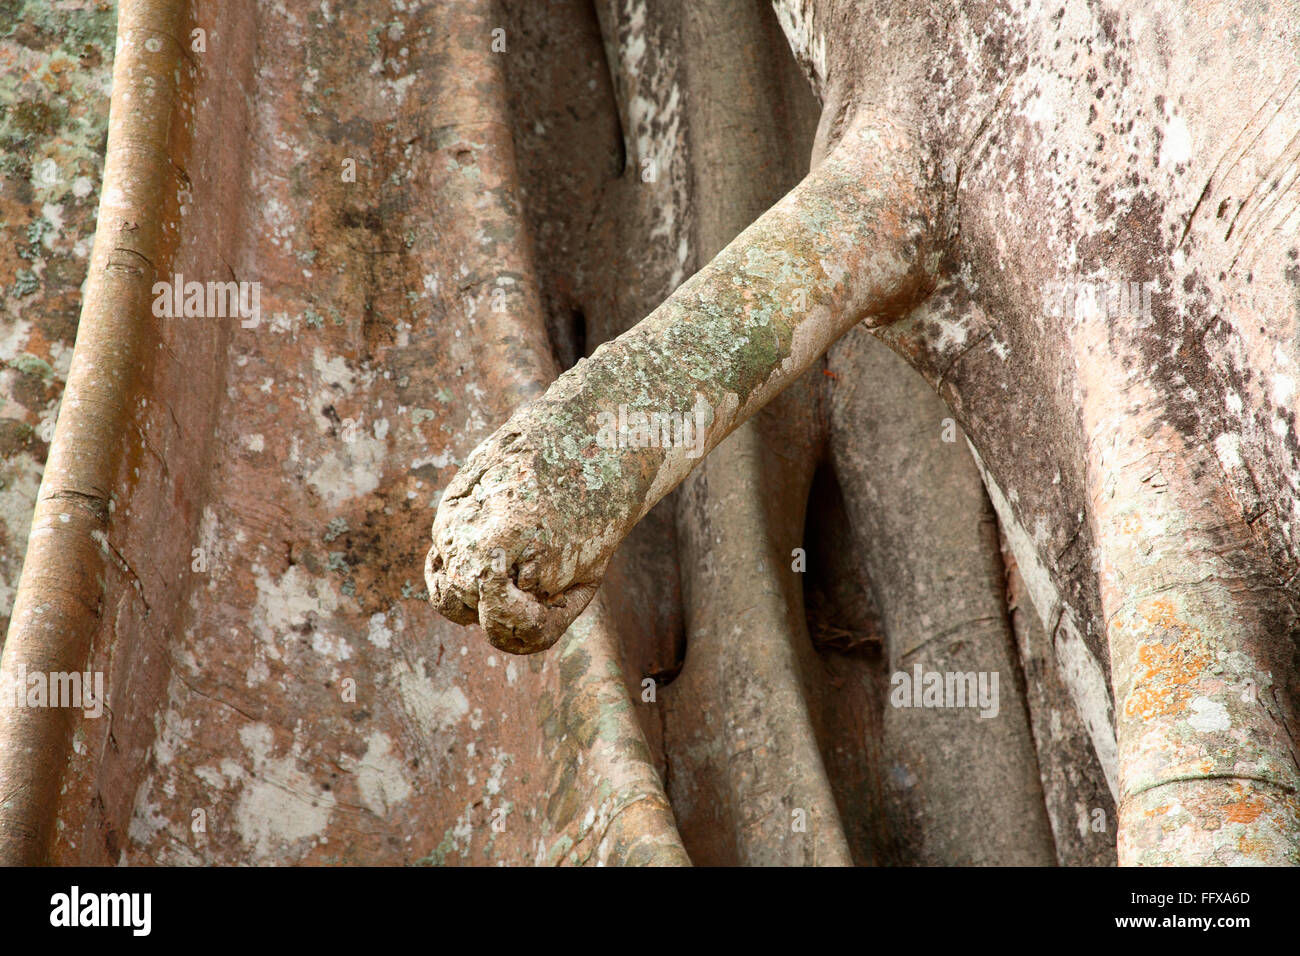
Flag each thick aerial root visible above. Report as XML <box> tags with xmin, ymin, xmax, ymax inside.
<box><xmin>1002</xmin><ymin>544</ymin><xmax>1118</xmax><ymax>866</ymax></box>
<box><xmin>827</xmin><ymin>328</ymin><xmax>1056</xmax><ymax>864</ymax></box>
<box><xmin>535</xmin><ymin>591</ymin><xmax>690</xmax><ymax>865</ymax></box>
<box><xmin>1096</xmin><ymin>434</ymin><xmax>1300</xmax><ymax>865</ymax></box>
<box><xmin>0</xmin><ymin>0</ymin><xmax>185</xmax><ymax>865</ymax></box>
<box><xmin>427</xmin><ymin>120</ymin><xmax>941</xmax><ymax>652</ymax></box>
<box><xmin>665</xmin><ymin>380</ymin><xmax>854</xmax><ymax>865</ymax></box>
<box><xmin>1074</xmin><ymin>326</ymin><xmax>1300</xmax><ymax>864</ymax></box>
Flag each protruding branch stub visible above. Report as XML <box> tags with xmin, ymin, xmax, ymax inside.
<box><xmin>426</xmin><ymin>121</ymin><xmax>943</xmax><ymax>654</ymax></box>
<box><xmin>425</xmin><ymin>420</ymin><xmax>607</xmax><ymax>653</ymax></box>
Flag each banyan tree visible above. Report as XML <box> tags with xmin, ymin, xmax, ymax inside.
<box><xmin>1</xmin><ymin>0</ymin><xmax>1298</xmax><ymax>866</ymax></box>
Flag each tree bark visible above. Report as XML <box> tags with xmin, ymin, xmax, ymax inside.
<box><xmin>3</xmin><ymin>0</ymin><xmax>1296</xmax><ymax>867</ymax></box>
<box><xmin>425</xmin><ymin>0</ymin><xmax>1300</xmax><ymax>865</ymax></box>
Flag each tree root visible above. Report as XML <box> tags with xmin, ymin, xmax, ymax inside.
<box><xmin>827</xmin><ymin>326</ymin><xmax>1057</xmax><ymax>864</ymax></box>
<box><xmin>0</xmin><ymin>0</ymin><xmax>186</xmax><ymax>865</ymax></box>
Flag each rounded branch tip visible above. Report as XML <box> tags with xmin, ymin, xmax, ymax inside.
<box><xmin>425</xmin><ymin>543</ymin><xmax>600</xmax><ymax>654</ymax></box>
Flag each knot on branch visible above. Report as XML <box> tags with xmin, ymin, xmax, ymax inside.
<box><xmin>425</xmin><ymin>428</ymin><xmax>604</xmax><ymax>654</ymax></box>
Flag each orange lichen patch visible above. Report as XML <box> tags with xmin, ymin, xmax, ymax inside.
<box><xmin>1123</xmin><ymin>638</ymin><xmax>1210</xmax><ymax>720</ymax></box>
<box><xmin>1236</xmin><ymin>833</ymin><xmax>1273</xmax><ymax>860</ymax></box>
<box><xmin>1142</xmin><ymin>598</ymin><xmax>1201</xmax><ymax>636</ymax></box>
<box><xmin>1223</xmin><ymin>797</ymin><xmax>1266</xmax><ymax>824</ymax></box>
<box><xmin>1118</xmin><ymin>513</ymin><xmax>1143</xmax><ymax>534</ymax></box>
<box><xmin>1142</xmin><ymin>803</ymin><xmax>1171</xmax><ymax>817</ymax></box>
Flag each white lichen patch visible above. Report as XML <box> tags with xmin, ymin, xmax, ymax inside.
<box><xmin>344</xmin><ymin>731</ymin><xmax>412</xmax><ymax>816</ymax></box>
<box><xmin>1187</xmin><ymin>696</ymin><xmax>1231</xmax><ymax>733</ymax></box>
<box><xmin>252</xmin><ymin>563</ymin><xmax>340</xmax><ymax>643</ymax></box>
<box><xmin>151</xmin><ymin>692</ymin><xmax>195</xmax><ymax>768</ymax></box>
<box><xmin>1214</xmin><ymin>432</ymin><xmax>1244</xmax><ymax>471</ymax></box>
<box><xmin>367</xmin><ymin>611</ymin><xmax>393</xmax><ymax>648</ymax></box>
<box><xmin>484</xmin><ymin>747</ymin><xmax>513</xmax><ymax>799</ymax></box>
<box><xmin>231</xmin><ymin>723</ymin><xmax>336</xmax><ymax>858</ymax></box>
<box><xmin>306</xmin><ymin>431</ymin><xmax>387</xmax><ymax>505</ymax></box>
<box><xmin>1159</xmin><ymin>113</ymin><xmax>1192</xmax><ymax>169</ymax></box>
<box><xmin>1271</xmin><ymin>370</ymin><xmax>1296</xmax><ymax>409</ymax></box>
<box><xmin>310</xmin><ymin>630</ymin><xmax>353</xmax><ymax>661</ymax></box>
<box><xmin>194</xmin><ymin>764</ymin><xmax>227</xmax><ymax>791</ymax></box>
<box><xmin>312</xmin><ymin>347</ymin><xmax>356</xmax><ymax>390</ymax></box>
<box><xmin>392</xmin><ymin>659</ymin><xmax>469</xmax><ymax>737</ymax></box>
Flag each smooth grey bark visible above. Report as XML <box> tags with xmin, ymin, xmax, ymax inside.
<box><xmin>827</xmin><ymin>326</ymin><xmax>1056</xmax><ymax>864</ymax></box>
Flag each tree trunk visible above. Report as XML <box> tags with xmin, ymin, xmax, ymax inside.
<box><xmin>1</xmin><ymin>0</ymin><xmax>1296</xmax><ymax>866</ymax></box>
